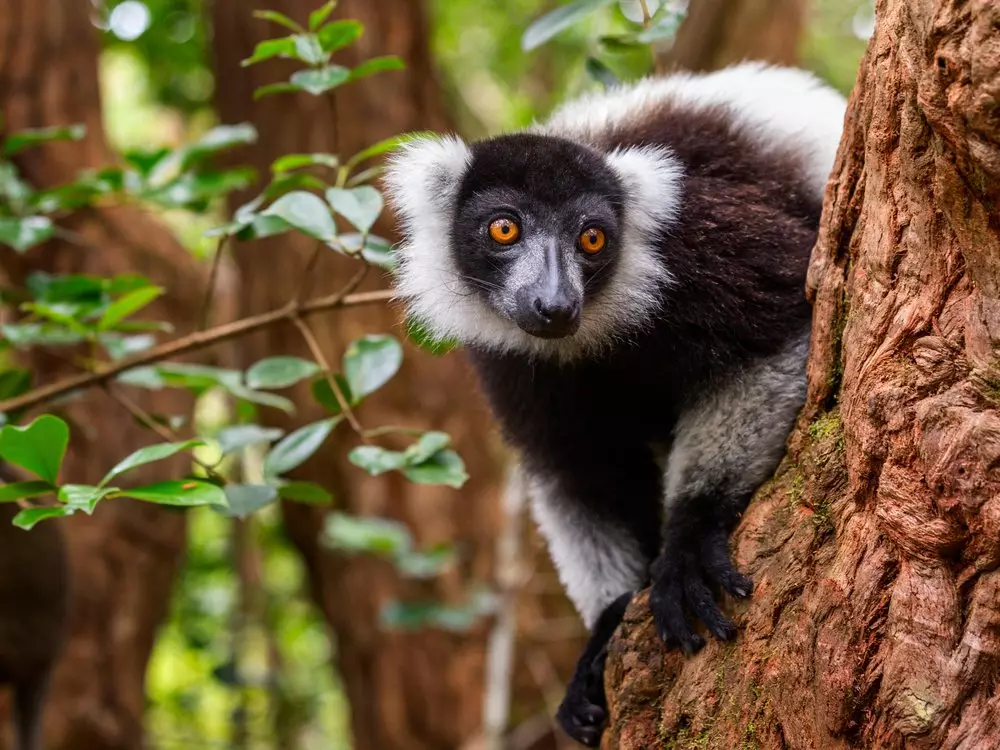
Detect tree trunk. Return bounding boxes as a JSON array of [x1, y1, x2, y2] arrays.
[[210, 3, 511, 748], [664, 0, 805, 72], [604, 1, 1000, 747], [0, 2, 208, 747]]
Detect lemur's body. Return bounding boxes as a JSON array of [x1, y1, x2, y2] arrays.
[[385, 62, 846, 746]]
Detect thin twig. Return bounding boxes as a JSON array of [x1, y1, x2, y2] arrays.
[[197, 236, 228, 331], [638, 0, 653, 26], [290, 241, 326, 303], [0, 286, 395, 416], [103, 385, 226, 483], [290, 314, 365, 436], [482, 464, 529, 750]]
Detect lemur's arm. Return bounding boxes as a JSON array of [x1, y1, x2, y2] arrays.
[[650, 331, 810, 653]]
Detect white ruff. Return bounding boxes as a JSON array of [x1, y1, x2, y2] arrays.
[[383, 136, 680, 361], [382, 62, 846, 360]]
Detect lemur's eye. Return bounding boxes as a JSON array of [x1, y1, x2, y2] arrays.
[[489, 218, 520, 245], [579, 227, 606, 254]]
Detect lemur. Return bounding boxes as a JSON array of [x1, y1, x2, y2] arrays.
[[383, 62, 846, 746]]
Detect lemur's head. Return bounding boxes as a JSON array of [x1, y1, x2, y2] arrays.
[[383, 131, 681, 360]]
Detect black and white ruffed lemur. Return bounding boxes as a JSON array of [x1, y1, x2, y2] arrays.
[[383, 62, 847, 746]]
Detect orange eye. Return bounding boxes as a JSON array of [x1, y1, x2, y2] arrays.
[[579, 227, 606, 254], [489, 218, 520, 245]]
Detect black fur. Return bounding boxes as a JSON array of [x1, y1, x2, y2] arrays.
[[454, 105, 820, 746]]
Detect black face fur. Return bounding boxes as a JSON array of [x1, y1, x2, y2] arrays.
[[450, 133, 626, 339]]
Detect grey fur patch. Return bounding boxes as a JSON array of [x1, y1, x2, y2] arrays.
[[662, 330, 811, 511]]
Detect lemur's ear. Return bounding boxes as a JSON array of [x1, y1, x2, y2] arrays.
[[382, 134, 471, 241], [603, 145, 683, 240]]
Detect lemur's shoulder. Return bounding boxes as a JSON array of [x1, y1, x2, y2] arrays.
[[536, 62, 848, 201]]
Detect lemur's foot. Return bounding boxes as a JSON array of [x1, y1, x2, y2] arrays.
[[649, 527, 752, 653], [556, 671, 606, 747]]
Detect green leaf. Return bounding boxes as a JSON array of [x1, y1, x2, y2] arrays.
[[348, 56, 404, 81], [97, 286, 164, 331], [347, 445, 407, 477], [1, 323, 85, 348], [0, 216, 54, 253], [241, 36, 297, 67], [338, 233, 395, 269], [0, 415, 69, 484], [404, 316, 459, 356], [59, 484, 117, 514], [229, 385, 296, 415], [100, 333, 156, 361], [346, 133, 430, 170], [149, 124, 257, 183], [402, 431, 452, 464], [0, 369, 31, 400], [219, 484, 278, 518], [585, 57, 620, 89], [271, 153, 339, 173], [309, 0, 338, 30], [290, 65, 351, 95], [252, 9, 304, 32], [380, 592, 496, 632], [326, 186, 383, 234], [215, 424, 285, 455], [263, 417, 340, 478], [323, 512, 411, 556], [253, 82, 303, 100], [261, 190, 336, 242], [310, 374, 355, 414], [401, 449, 468, 489], [118, 480, 227, 507], [396, 544, 456, 579], [522, 0, 616, 51], [4, 124, 85, 156], [0, 480, 55, 504], [274, 480, 333, 504], [598, 34, 644, 52], [12, 505, 68, 530], [245, 356, 321, 390], [636, 6, 687, 43], [292, 33, 327, 65], [317, 20, 363, 52], [99, 439, 204, 488], [343, 334, 403, 399]]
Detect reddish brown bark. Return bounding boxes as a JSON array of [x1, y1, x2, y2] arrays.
[[0, 1, 207, 747], [604, 1, 1000, 747], [209, 3, 512, 748], [665, 0, 805, 72]]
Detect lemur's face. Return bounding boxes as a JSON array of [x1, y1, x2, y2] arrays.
[[451, 135, 624, 340], [383, 131, 680, 359]]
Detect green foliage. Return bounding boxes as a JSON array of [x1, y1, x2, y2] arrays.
[[0, 415, 69, 484], [349, 432, 468, 489]]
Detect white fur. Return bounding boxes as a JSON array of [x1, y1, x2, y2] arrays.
[[541, 61, 846, 201], [526, 472, 646, 628], [383, 63, 846, 360], [384, 136, 680, 360]]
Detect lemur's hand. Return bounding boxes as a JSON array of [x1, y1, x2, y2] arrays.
[[649, 527, 752, 653]]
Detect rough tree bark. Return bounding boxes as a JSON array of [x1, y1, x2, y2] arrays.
[[604, 1, 1000, 748], [663, 0, 805, 72], [0, 2, 209, 747], [210, 3, 512, 749]]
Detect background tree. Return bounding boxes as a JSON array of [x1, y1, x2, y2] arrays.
[[0, 0, 211, 747], [209, 2, 509, 748], [602, 0, 1000, 746]]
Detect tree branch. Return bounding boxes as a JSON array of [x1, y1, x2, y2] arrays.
[[0, 287, 395, 415]]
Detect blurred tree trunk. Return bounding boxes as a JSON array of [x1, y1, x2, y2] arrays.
[[664, 0, 805, 71], [604, 0, 1000, 747], [0, 1, 209, 748], [210, 2, 512, 749]]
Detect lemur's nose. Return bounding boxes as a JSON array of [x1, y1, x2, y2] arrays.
[[532, 295, 580, 336]]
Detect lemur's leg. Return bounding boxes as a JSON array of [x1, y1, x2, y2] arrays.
[[523, 455, 660, 747], [650, 331, 810, 653]]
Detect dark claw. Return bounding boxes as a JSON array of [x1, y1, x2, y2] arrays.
[[700, 528, 754, 599], [682, 569, 737, 642], [650, 562, 705, 653], [557, 692, 606, 747]]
